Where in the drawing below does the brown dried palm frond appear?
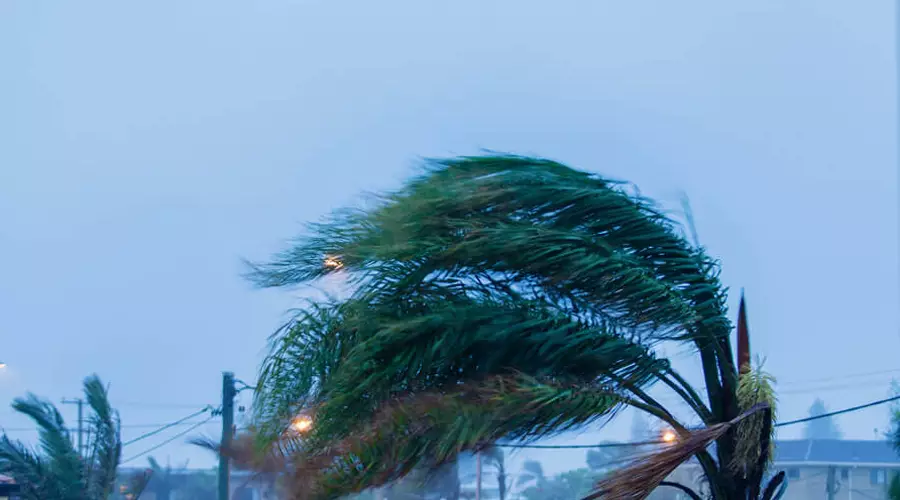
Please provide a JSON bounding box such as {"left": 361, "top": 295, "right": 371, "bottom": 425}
{"left": 204, "top": 374, "right": 627, "bottom": 500}
{"left": 587, "top": 404, "right": 769, "bottom": 500}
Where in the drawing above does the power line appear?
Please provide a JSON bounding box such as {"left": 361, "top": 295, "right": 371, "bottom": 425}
{"left": 497, "top": 439, "right": 663, "bottom": 449}
{"left": 497, "top": 395, "right": 900, "bottom": 450}
{"left": 122, "top": 406, "right": 214, "bottom": 447}
{"left": 121, "top": 416, "right": 215, "bottom": 465}
{"left": 1, "top": 421, "right": 216, "bottom": 433}
{"left": 774, "top": 395, "right": 900, "bottom": 428}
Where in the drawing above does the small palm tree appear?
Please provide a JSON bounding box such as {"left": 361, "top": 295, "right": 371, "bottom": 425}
{"left": 234, "top": 156, "right": 780, "bottom": 500}
{"left": 482, "top": 447, "right": 507, "bottom": 500}
{"left": 516, "top": 460, "right": 547, "bottom": 493}
{"left": 0, "top": 374, "right": 124, "bottom": 500}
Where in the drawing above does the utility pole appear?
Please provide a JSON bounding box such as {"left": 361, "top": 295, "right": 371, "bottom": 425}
{"left": 475, "top": 452, "right": 482, "bottom": 500}
{"left": 61, "top": 398, "right": 84, "bottom": 456}
{"left": 826, "top": 466, "right": 837, "bottom": 500}
{"left": 218, "top": 372, "right": 236, "bottom": 500}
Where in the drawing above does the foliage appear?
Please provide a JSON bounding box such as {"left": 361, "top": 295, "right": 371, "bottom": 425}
{"left": 889, "top": 471, "right": 900, "bottom": 500}
{"left": 131, "top": 457, "right": 216, "bottom": 500}
{"left": 732, "top": 359, "right": 777, "bottom": 473}
{"left": 804, "top": 398, "right": 842, "bottom": 440}
{"left": 238, "top": 155, "right": 779, "bottom": 500}
{"left": 0, "top": 374, "right": 124, "bottom": 500}
{"left": 519, "top": 466, "right": 597, "bottom": 500}
{"left": 586, "top": 446, "right": 632, "bottom": 478}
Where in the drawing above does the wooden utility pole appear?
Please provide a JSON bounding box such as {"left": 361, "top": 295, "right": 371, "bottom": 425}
{"left": 218, "top": 372, "right": 235, "bottom": 500}
{"left": 61, "top": 398, "right": 84, "bottom": 456}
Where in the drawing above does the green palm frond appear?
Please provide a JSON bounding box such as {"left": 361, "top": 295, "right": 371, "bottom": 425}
{"left": 255, "top": 292, "right": 666, "bottom": 448}
{"left": 83, "top": 374, "right": 121, "bottom": 500}
{"left": 10, "top": 395, "right": 84, "bottom": 499}
{"left": 0, "top": 435, "right": 55, "bottom": 500}
{"left": 250, "top": 156, "right": 729, "bottom": 342}
{"left": 0, "top": 374, "right": 123, "bottom": 500}
{"left": 231, "top": 375, "right": 624, "bottom": 499}
{"left": 241, "top": 156, "right": 758, "bottom": 499}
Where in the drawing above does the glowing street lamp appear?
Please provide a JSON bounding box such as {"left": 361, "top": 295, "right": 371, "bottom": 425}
{"left": 661, "top": 430, "right": 677, "bottom": 444}
{"left": 291, "top": 415, "right": 313, "bottom": 434}
{"left": 323, "top": 255, "right": 343, "bottom": 270}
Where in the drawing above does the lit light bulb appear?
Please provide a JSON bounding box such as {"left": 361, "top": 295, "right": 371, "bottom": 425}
{"left": 291, "top": 415, "right": 313, "bottom": 434}
{"left": 323, "top": 256, "right": 343, "bottom": 270}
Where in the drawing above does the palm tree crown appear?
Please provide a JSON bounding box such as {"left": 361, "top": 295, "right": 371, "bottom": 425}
{"left": 239, "top": 156, "right": 779, "bottom": 500}
{"left": 0, "top": 374, "right": 123, "bottom": 500}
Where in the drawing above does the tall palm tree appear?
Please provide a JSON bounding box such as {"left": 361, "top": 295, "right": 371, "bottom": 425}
{"left": 0, "top": 374, "right": 124, "bottom": 500}
{"left": 237, "top": 156, "right": 781, "bottom": 499}
{"left": 482, "top": 446, "right": 506, "bottom": 500}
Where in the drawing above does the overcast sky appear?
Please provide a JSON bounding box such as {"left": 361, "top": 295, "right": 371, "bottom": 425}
{"left": 1, "top": 0, "right": 897, "bottom": 476}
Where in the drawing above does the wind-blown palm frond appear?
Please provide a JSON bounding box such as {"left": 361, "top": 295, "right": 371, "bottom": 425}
{"left": 590, "top": 404, "right": 769, "bottom": 500}
{"left": 241, "top": 156, "right": 773, "bottom": 500}
{"left": 0, "top": 435, "right": 55, "bottom": 500}
{"left": 229, "top": 375, "right": 625, "bottom": 499}
{"left": 9, "top": 395, "right": 84, "bottom": 499}
{"left": 0, "top": 374, "right": 124, "bottom": 500}
{"left": 83, "top": 375, "right": 122, "bottom": 500}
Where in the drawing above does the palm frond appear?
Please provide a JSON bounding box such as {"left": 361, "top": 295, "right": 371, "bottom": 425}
{"left": 229, "top": 375, "right": 625, "bottom": 500}
{"left": 83, "top": 374, "right": 122, "bottom": 500}
{"left": 249, "top": 156, "right": 730, "bottom": 344}
{"left": 11, "top": 394, "right": 84, "bottom": 499}
{"left": 589, "top": 404, "right": 769, "bottom": 500}
{"left": 241, "top": 155, "right": 747, "bottom": 498}
{"left": 0, "top": 435, "right": 56, "bottom": 500}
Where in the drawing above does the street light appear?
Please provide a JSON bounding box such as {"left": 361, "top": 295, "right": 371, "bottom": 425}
{"left": 661, "top": 430, "right": 677, "bottom": 443}
{"left": 323, "top": 255, "right": 343, "bottom": 270}
{"left": 291, "top": 415, "right": 313, "bottom": 434}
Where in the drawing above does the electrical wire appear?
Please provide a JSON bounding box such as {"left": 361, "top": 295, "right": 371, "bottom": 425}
{"left": 122, "top": 406, "right": 214, "bottom": 447}
{"left": 120, "top": 416, "right": 215, "bottom": 465}
{"left": 496, "top": 394, "right": 900, "bottom": 449}
{"left": 0, "top": 421, "right": 213, "bottom": 433}
{"left": 774, "top": 394, "right": 900, "bottom": 428}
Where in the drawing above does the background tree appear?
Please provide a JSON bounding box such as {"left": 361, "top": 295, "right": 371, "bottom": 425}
{"left": 237, "top": 156, "right": 780, "bottom": 500}
{"left": 0, "top": 374, "right": 123, "bottom": 500}
{"left": 804, "top": 398, "right": 842, "bottom": 440}
{"left": 516, "top": 460, "right": 547, "bottom": 494}
{"left": 482, "top": 446, "right": 507, "bottom": 500}
{"left": 585, "top": 445, "right": 629, "bottom": 478}
{"left": 519, "top": 468, "right": 596, "bottom": 500}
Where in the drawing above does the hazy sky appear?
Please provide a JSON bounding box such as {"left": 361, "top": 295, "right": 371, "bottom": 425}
{"left": 1, "top": 0, "right": 897, "bottom": 476}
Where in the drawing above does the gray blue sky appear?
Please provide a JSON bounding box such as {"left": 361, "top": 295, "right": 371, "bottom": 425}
{"left": 1, "top": 0, "right": 897, "bottom": 475}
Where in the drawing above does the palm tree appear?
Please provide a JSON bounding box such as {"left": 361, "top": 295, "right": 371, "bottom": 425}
{"left": 0, "top": 374, "right": 125, "bottom": 500}
{"left": 237, "top": 156, "right": 782, "bottom": 499}
{"left": 516, "top": 460, "right": 547, "bottom": 494}
{"left": 481, "top": 446, "right": 506, "bottom": 500}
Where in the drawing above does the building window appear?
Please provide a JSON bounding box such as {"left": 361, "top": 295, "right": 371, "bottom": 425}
{"left": 841, "top": 468, "right": 849, "bottom": 480}
{"left": 870, "top": 469, "right": 886, "bottom": 485}
{"left": 787, "top": 468, "right": 800, "bottom": 480}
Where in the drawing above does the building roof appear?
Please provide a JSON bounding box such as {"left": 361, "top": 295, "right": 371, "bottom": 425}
{"left": 774, "top": 440, "right": 900, "bottom": 466}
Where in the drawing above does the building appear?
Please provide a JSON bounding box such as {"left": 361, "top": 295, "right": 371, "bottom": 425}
{"left": 775, "top": 439, "right": 900, "bottom": 500}
{"left": 0, "top": 475, "right": 19, "bottom": 500}
{"left": 669, "top": 440, "right": 900, "bottom": 500}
